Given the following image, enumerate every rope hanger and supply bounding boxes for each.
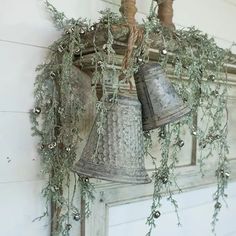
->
[119,0,175,73]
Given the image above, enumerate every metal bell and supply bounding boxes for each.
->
[134,63,190,131]
[72,95,151,184]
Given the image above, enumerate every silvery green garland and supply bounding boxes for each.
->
[143,9,230,235]
[30,1,231,235]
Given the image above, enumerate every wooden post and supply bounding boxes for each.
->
[157,0,175,30]
[119,0,139,74]
[119,0,137,26]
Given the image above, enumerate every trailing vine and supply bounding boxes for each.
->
[143,3,230,235]
[31,1,233,235]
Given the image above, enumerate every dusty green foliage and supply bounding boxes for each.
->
[144,3,230,235]
[31,1,231,236]
[31,4,124,235]
[31,4,95,235]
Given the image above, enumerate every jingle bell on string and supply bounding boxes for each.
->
[48,142,57,150]
[66,224,72,231]
[72,95,151,184]
[58,44,64,53]
[134,63,190,131]
[50,71,56,79]
[33,107,41,115]
[153,210,161,219]
[90,24,96,31]
[73,213,80,221]
[74,49,81,56]
[80,28,85,34]
[177,140,184,148]
[215,202,222,209]
[161,49,168,55]
[161,175,168,184]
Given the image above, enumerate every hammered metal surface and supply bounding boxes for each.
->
[135,63,190,130]
[72,95,151,184]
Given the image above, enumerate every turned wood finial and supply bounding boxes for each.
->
[119,0,137,26]
[119,0,141,75]
[157,0,175,30]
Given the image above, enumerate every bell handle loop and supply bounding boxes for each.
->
[157,0,175,30]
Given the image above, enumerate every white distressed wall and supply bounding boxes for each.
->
[0,0,235,236]
[109,182,236,236]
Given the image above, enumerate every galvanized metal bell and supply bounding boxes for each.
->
[72,94,151,184]
[134,63,190,131]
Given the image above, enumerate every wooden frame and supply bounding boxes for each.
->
[78,53,236,235]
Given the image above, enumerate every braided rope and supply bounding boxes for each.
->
[119,0,141,89]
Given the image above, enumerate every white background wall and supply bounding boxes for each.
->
[109,183,236,236]
[0,0,236,236]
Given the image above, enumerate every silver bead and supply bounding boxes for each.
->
[50,71,56,79]
[82,177,89,183]
[137,57,144,63]
[159,131,166,139]
[58,44,64,53]
[215,202,222,209]
[33,107,41,115]
[211,90,219,97]
[46,100,52,106]
[219,169,230,179]
[144,131,151,137]
[58,107,64,114]
[177,140,184,148]
[153,210,161,219]
[208,74,215,81]
[200,142,206,149]
[220,168,224,175]
[192,130,197,136]
[73,213,80,221]
[90,25,96,31]
[65,27,74,34]
[148,16,156,22]
[66,224,72,231]
[74,49,81,56]
[102,44,108,52]
[66,147,71,152]
[54,186,59,191]
[48,142,57,149]
[80,28,85,34]
[161,176,168,184]
[162,49,168,55]
[225,172,230,178]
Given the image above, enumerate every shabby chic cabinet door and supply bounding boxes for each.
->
[80,65,236,236]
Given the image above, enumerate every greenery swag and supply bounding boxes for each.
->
[30,1,234,235]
